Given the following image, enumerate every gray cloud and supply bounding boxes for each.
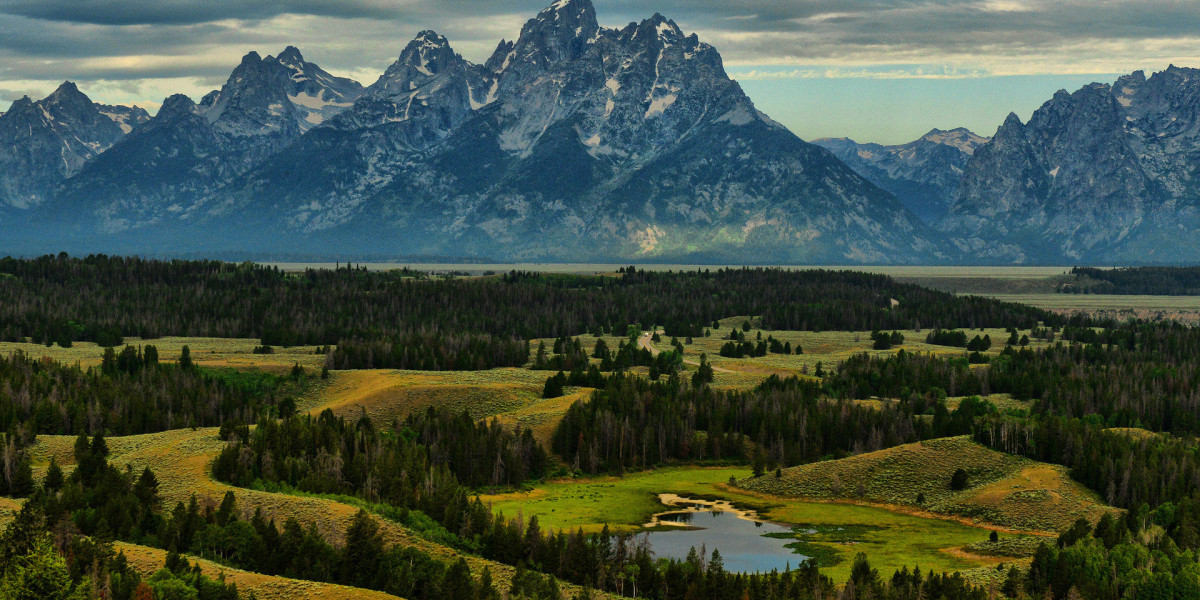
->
[0,85,47,102]
[0,0,404,25]
[1,0,1199,109]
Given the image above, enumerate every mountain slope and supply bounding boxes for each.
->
[943,66,1200,263]
[16,0,947,263]
[48,48,363,233]
[0,82,148,209]
[214,0,947,263]
[814,128,989,224]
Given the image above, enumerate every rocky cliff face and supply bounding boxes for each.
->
[48,48,363,233]
[944,66,1200,263]
[0,82,148,209]
[814,128,988,223]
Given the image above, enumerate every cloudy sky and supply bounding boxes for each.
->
[2,0,1198,144]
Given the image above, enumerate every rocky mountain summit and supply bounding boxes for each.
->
[47,48,363,233]
[943,66,1200,263]
[814,128,988,223]
[0,82,148,210]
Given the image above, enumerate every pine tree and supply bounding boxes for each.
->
[691,354,715,387]
[8,459,33,498]
[752,447,766,477]
[43,458,63,492]
[341,510,384,588]
[478,567,500,600]
[950,468,969,490]
[440,558,476,600]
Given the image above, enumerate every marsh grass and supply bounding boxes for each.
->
[480,465,1027,582]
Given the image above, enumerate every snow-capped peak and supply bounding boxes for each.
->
[0,81,143,208]
[277,46,305,68]
[190,47,363,134]
[540,0,596,22]
[397,31,460,76]
[646,14,683,42]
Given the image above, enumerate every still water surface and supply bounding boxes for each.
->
[642,509,806,574]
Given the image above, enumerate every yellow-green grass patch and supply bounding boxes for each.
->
[1104,427,1160,440]
[490,388,595,447]
[945,394,1031,413]
[0,337,327,373]
[644,323,1050,386]
[737,436,1115,533]
[311,368,553,423]
[0,497,24,528]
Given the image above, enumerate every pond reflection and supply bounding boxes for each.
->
[643,509,805,573]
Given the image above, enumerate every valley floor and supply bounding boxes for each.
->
[4,321,1112,596]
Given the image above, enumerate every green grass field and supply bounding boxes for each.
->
[481,465,1024,581]
[482,467,751,532]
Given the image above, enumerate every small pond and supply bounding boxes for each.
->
[641,496,807,573]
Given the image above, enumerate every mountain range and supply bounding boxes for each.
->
[1,0,1199,264]
[943,66,1200,264]
[0,82,148,212]
[813,129,989,224]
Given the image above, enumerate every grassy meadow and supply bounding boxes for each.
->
[0,336,328,373]
[480,465,1026,582]
[736,436,1115,534]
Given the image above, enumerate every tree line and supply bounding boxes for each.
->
[828,323,1200,436]
[924,329,993,351]
[0,347,293,439]
[215,408,549,493]
[551,373,938,474]
[1063,266,1200,295]
[328,332,529,370]
[0,255,1071,348]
